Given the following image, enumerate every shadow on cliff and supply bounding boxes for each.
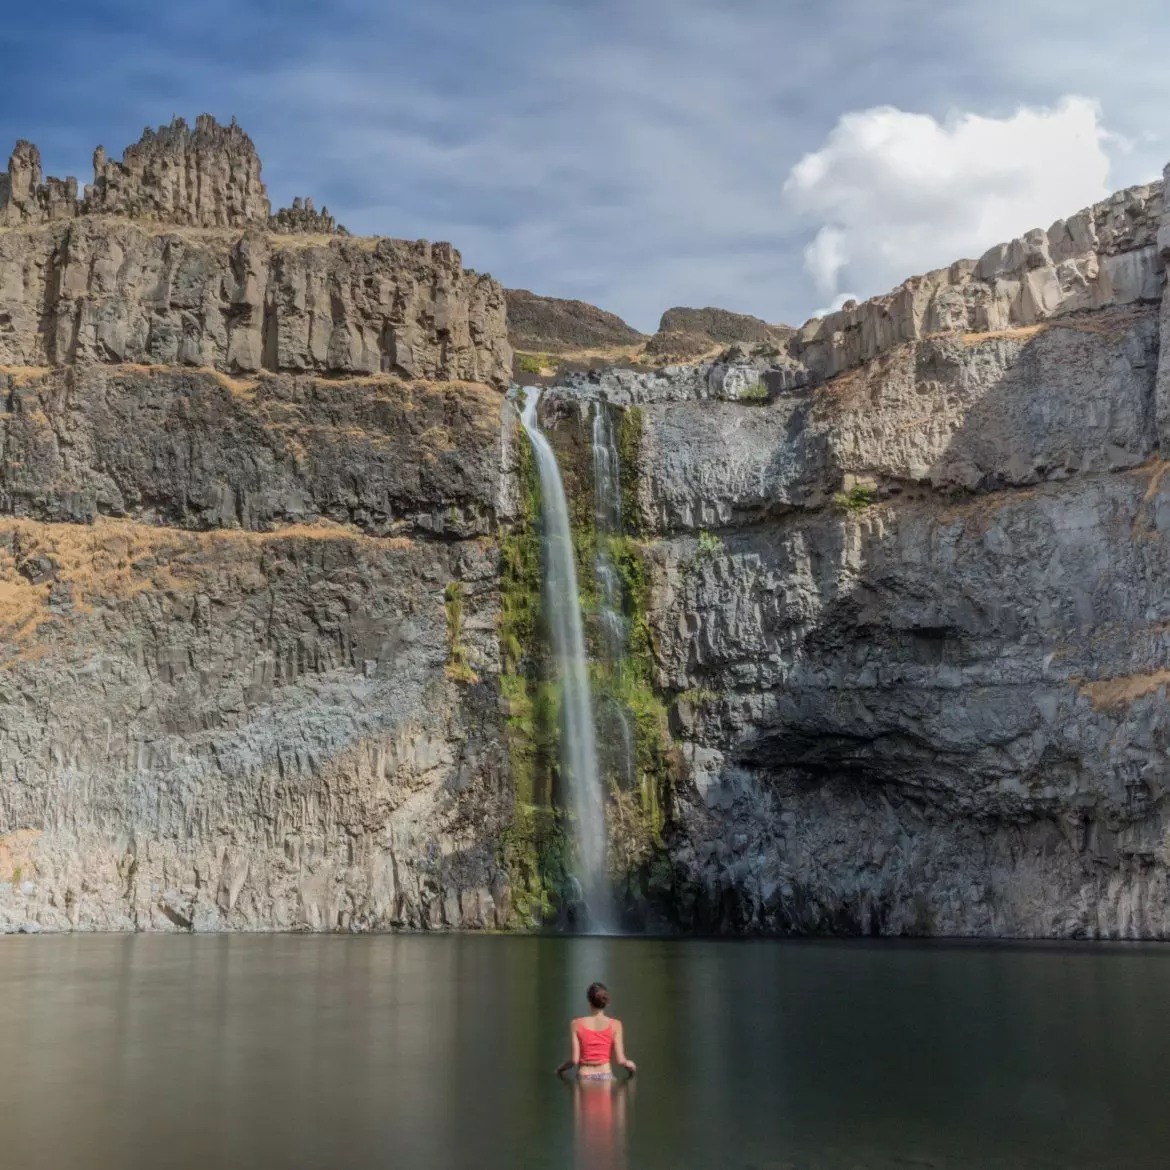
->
[665,308,1167,936]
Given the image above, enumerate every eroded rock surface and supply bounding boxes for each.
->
[0,116,514,932]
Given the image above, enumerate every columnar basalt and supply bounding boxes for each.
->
[792,182,1162,383]
[0,116,513,933]
[84,115,270,227]
[0,117,510,387]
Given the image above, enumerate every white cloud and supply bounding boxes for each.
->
[783,95,1112,309]
[813,291,862,318]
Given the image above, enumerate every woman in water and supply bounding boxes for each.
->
[555,982,636,1080]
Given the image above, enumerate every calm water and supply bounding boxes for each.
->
[2,936,1169,1169]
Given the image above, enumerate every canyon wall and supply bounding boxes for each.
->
[0,119,515,932]
[555,172,1170,937]
[6,114,1170,938]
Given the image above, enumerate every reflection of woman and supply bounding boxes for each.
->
[571,1076,630,1170]
[555,982,636,1081]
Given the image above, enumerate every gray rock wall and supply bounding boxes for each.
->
[605,299,1170,937]
[0,368,515,933]
[540,165,1170,936]
[794,182,1162,382]
[0,220,510,386]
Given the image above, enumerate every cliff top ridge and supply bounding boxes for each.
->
[0,114,345,235]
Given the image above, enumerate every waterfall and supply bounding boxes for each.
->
[591,402,636,791]
[592,404,627,662]
[519,389,612,931]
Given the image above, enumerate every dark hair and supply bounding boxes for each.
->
[586,982,610,1010]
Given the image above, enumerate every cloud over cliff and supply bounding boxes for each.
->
[784,95,1112,307]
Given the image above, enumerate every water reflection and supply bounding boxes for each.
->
[571,1078,631,1170]
[3,936,1170,1169]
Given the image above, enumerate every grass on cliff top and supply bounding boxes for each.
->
[516,352,561,376]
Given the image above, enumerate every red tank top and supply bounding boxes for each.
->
[577,1020,615,1064]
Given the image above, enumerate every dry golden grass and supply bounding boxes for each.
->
[267,233,381,252]
[1,358,501,412]
[961,324,1049,346]
[1079,670,1170,710]
[1128,459,1170,540]
[1049,307,1156,345]
[0,365,53,386]
[0,217,392,250]
[0,517,413,646]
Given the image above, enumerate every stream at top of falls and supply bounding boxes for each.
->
[520,388,613,931]
[5,933,1170,1170]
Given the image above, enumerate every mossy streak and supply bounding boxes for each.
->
[497,396,674,924]
[497,421,571,921]
[444,581,479,684]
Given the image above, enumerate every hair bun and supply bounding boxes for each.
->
[586,982,610,1009]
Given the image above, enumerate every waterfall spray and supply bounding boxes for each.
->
[519,389,612,931]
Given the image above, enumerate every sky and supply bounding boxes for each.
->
[3,0,1168,332]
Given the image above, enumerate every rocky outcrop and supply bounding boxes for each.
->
[0,141,79,226]
[505,288,645,353]
[85,116,270,228]
[0,117,510,387]
[792,182,1161,382]
[644,305,792,363]
[270,196,346,236]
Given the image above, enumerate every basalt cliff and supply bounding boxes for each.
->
[4,116,1170,938]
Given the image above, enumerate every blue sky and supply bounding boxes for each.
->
[4,0,1168,331]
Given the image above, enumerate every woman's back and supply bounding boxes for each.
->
[555,982,635,1080]
[576,1017,616,1065]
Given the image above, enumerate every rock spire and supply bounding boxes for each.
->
[0,115,343,234]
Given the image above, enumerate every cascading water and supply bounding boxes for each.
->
[592,404,628,662]
[591,401,637,790]
[519,389,613,931]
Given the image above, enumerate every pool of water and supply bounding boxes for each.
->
[2,934,1169,1168]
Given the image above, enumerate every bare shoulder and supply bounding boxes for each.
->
[613,1017,624,1030]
